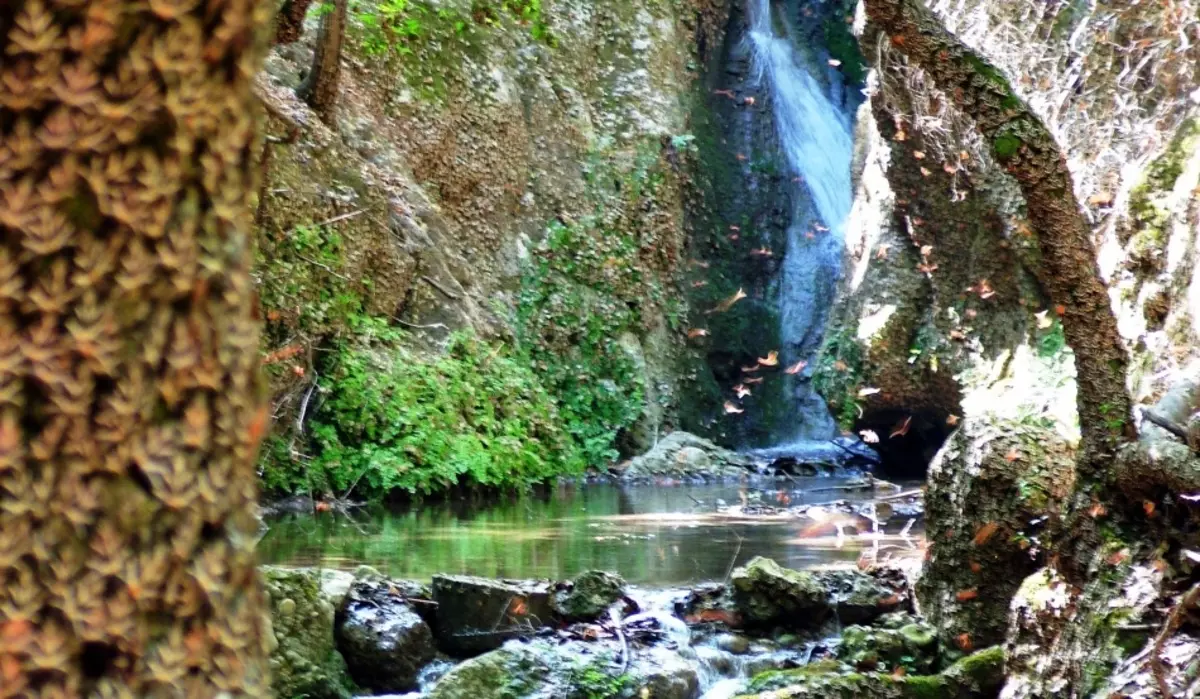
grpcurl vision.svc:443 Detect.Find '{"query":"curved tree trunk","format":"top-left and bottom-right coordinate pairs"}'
top-left (0, 1), bottom-right (271, 695)
top-left (298, 0), bottom-right (347, 125)
top-left (861, 0), bottom-right (1133, 475)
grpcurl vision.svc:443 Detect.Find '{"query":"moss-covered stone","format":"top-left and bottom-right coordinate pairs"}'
top-left (737, 647), bottom-right (1004, 698)
top-left (552, 570), bottom-right (626, 620)
top-left (730, 557), bottom-right (831, 629)
top-left (262, 567), bottom-right (355, 699)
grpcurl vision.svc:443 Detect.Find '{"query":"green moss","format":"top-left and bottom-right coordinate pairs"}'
top-left (824, 10), bottom-right (867, 85)
top-left (812, 323), bottom-right (866, 430)
top-left (992, 133), bottom-right (1022, 159)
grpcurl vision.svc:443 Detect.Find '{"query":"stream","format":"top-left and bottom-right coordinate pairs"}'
top-left (259, 479), bottom-right (924, 583)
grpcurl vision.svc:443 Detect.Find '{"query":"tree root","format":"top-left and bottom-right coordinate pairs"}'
top-left (1150, 582), bottom-right (1200, 698)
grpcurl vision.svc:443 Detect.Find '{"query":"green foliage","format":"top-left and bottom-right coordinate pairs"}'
top-left (354, 0), bottom-right (554, 60)
top-left (298, 328), bottom-right (584, 496)
top-left (812, 325), bottom-right (865, 429)
top-left (517, 142), bottom-right (677, 466)
top-left (565, 656), bottom-right (635, 699)
top-left (1036, 318), bottom-right (1066, 357)
top-left (255, 223), bottom-right (368, 343)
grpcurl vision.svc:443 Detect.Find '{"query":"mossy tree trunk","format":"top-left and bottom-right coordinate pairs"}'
top-left (0, 1), bottom-right (271, 695)
top-left (860, 0), bottom-right (1134, 478)
top-left (298, 0), bottom-right (346, 125)
top-left (276, 0), bottom-right (317, 44)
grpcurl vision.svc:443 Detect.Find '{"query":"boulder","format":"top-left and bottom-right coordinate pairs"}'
top-left (730, 557), bottom-right (831, 629)
top-left (552, 570), bottom-right (626, 620)
top-left (619, 431), bottom-right (756, 479)
top-left (336, 580), bottom-right (437, 692)
top-left (427, 638), bottom-right (698, 699)
top-left (431, 574), bottom-right (556, 656)
top-left (262, 567), bottom-right (354, 699)
top-left (815, 569), bottom-right (908, 625)
top-left (677, 582), bottom-right (743, 627)
top-left (836, 615), bottom-right (939, 675)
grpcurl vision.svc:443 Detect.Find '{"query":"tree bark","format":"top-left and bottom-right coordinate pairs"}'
top-left (0, 1), bottom-right (271, 695)
top-left (861, 0), bottom-right (1134, 474)
top-left (275, 0), bottom-right (317, 44)
top-left (298, 0), bottom-right (346, 125)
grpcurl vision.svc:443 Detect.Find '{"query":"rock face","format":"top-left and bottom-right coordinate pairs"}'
top-left (619, 432), bottom-right (757, 480)
top-left (431, 574), bottom-right (556, 656)
top-left (427, 639), bottom-right (698, 699)
top-left (729, 557), bottom-right (832, 629)
top-left (335, 580), bottom-right (437, 692)
top-left (262, 567), bottom-right (354, 699)
top-left (551, 570), bottom-right (626, 620)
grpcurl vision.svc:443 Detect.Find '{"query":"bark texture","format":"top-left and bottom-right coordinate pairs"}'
top-left (861, 0), bottom-right (1133, 473)
top-left (0, 1), bottom-right (271, 695)
top-left (297, 0), bottom-right (345, 125)
top-left (275, 0), bottom-right (315, 44)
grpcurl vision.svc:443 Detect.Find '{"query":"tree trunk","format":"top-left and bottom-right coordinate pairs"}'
top-left (275, 0), bottom-right (317, 44)
top-left (0, 1), bottom-right (271, 695)
top-left (298, 0), bottom-right (347, 125)
top-left (861, 0), bottom-right (1133, 475)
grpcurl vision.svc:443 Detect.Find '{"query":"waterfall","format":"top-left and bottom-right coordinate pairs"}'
top-left (747, 0), bottom-right (855, 443)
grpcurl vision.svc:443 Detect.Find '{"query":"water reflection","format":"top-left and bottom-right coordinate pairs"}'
top-left (258, 480), bottom-right (923, 584)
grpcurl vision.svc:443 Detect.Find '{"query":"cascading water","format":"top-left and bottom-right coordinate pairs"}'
top-left (747, 0), bottom-right (856, 444)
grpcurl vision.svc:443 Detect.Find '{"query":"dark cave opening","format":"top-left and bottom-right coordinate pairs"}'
top-left (855, 407), bottom-right (953, 480)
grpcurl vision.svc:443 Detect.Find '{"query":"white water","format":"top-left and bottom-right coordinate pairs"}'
top-left (747, 0), bottom-right (855, 442)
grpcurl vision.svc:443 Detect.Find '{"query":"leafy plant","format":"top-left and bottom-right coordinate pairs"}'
top-left (566, 656), bottom-right (635, 699)
top-left (515, 141), bottom-right (679, 466)
top-left (293, 329), bottom-right (585, 497)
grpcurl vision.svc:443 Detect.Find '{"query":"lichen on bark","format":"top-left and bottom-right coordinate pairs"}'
top-left (0, 0), bottom-right (272, 693)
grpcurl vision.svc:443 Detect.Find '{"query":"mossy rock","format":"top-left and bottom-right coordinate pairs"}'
top-left (262, 567), bottom-right (355, 699)
top-left (552, 570), bottom-right (626, 620)
top-left (737, 647), bottom-right (1005, 698)
top-left (730, 557), bottom-right (831, 629)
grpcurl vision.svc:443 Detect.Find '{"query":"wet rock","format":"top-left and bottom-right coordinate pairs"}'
top-left (815, 569), bottom-right (908, 625)
top-left (742, 646), bottom-right (1005, 698)
top-left (678, 582), bottom-right (742, 626)
top-left (262, 567), bottom-right (354, 699)
top-left (715, 633), bottom-right (751, 654)
top-left (431, 574), bottom-right (555, 656)
top-left (836, 617), bottom-right (939, 675)
top-left (730, 557), bottom-right (831, 629)
top-left (427, 638), bottom-right (698, 699)
top-left (552, 570), bottom-right (626, 620)
top-left (619, 431), bottom-right (756, 480)
top-left (336, 580), bottom-right (436, 693)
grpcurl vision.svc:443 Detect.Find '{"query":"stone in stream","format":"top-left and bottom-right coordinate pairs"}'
top-left (551, 570), bottom-right (626, 620)
top-left (336, 579), bottom-right (437, 692)
top-left (617, 431), bottom-right (756, 479)
top-left (426, 638), bottom-right (698, 699)
top-left (815, 569), bottom-right (909, 625)
top-left (262, 567), bottom-right (355, 699)
top-left (431, 574), bottom-right (556, 656)
top-left (730, 556), bottom-right (832, 629)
